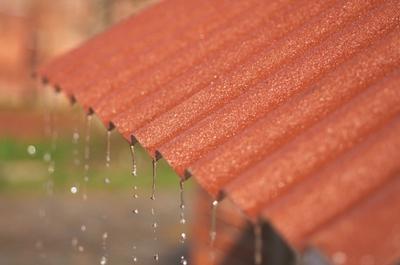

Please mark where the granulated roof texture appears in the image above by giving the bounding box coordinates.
[37,0,400,264]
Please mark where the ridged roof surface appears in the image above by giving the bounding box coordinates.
[38,0,400,264]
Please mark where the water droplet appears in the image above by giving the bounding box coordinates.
[154,253,159,261]
[78,245,84,252]
[132,256,138,263]
[152,222,158,229]
[43,152,51,162]
[151,159,157,200]
[133,209,139,214]
[84,176,89,182]
[27,145,36,155]
[180,232,186,243]
[100,256,107,265]
[181,256,188,265]
[129,144,137,177]
[80,225,86,232]
[180,218,186,224]
[133,194,138,199]
[104,177,110,184]
[102,232,108,240]
[73,132,80,142]
[70,186,78,194]
[106,130,111,168]
[71,237,78,247]
[48,164,55,174]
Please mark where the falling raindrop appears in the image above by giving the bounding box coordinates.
[209,200,219,262]
[83,113,92,186]
[27,145,37,155]
[210,200,218,245]
[43,152,51,162]
[254,223,263,265]
[71,237,78,247]
[180,232,186,243]
[181,256,188,265]
[70,186,78,194]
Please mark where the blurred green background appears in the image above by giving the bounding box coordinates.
[0,1,196,264]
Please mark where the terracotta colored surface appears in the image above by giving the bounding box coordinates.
[37,0,400,263]
[309,175,400,265]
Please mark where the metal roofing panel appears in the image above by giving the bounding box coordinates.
[37,0,400,263]
[309,175,400,265]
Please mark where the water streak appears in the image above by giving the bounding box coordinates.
[106,130,111,168]
[129,143,137,177]
[209,200,219,262]
[254,223,263,265]
[151,158,159,262]
[151,159,157,200]
[179,180,188,264]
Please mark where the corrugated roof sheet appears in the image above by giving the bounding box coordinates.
[37,0,400,263]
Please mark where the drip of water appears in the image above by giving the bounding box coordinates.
[100,232,108,265]
[254,223,263,265]
[83,113,93,199]
[209,200,219,262]
[151,159,157,200]
[106,130,111,168]
[70,186,78,194]
[179,180,188,263]
[129,143,137,177]
[151,158,159,262]
[180,256,188,265]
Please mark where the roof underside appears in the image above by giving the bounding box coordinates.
[37,0,400,264]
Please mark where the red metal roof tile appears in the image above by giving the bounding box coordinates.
[309,175,400,265]
[37,0,400,263]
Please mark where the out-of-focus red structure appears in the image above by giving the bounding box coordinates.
[37,0,400,264]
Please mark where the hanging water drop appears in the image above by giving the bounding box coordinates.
[129,142,137,177]
[209,200,219,262]
[151,159,157,200]
[106,129,111,168]
[210,200,218,245]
